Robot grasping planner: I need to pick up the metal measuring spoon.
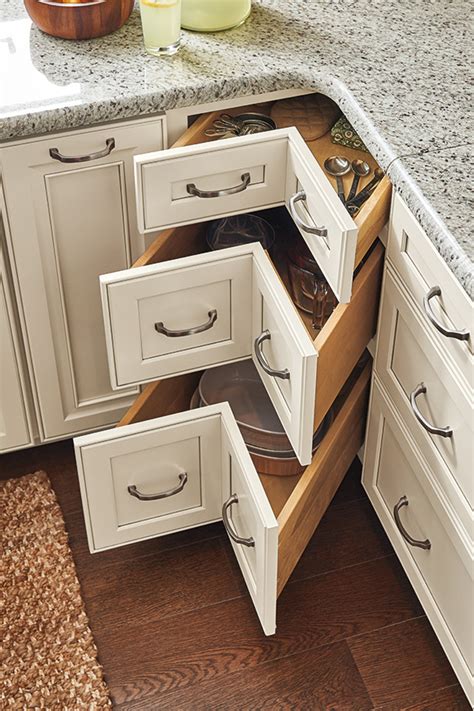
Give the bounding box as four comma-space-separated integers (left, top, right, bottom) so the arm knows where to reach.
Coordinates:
347, 159, 371, 203
346, 168, 384, 214
324, 156, 351, 203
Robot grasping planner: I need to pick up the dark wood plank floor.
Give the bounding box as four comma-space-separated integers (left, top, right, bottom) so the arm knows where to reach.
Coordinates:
1, 440, 470, 710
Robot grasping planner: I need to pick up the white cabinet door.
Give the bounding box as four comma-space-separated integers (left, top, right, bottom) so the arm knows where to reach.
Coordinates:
74, 403, 278, 635
0, 239, 33, 452
134, 128, 357, 303
100, 243, 317, 465
0, 117, 165, 440
363, 382, 474, 703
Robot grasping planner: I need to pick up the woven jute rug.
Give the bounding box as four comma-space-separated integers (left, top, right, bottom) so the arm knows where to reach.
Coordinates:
1, 471, 111, 709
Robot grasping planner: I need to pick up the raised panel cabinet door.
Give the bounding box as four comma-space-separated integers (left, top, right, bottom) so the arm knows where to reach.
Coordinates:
0, 238, 33, 452
74, 403, 278, 635
0, 117, 165, 440
363, 382, 474, 704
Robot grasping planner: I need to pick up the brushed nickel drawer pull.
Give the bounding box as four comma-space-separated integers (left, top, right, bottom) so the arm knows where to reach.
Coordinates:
128, 472, 188, 501
410, 383, 453, 438
155, 309, 217, 338
49, 138, 116, 164
423, 286, 469, 341
222, 494, 255, 547
393, 495, 431, 550
288, 190, 328, 237
186, 172, 251, 198
254, 330, 290, 380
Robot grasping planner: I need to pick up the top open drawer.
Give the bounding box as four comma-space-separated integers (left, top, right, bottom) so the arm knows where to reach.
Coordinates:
134, 115, 390, 303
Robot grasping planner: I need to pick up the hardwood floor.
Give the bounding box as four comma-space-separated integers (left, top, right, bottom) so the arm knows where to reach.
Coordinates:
1, 441, 470, 710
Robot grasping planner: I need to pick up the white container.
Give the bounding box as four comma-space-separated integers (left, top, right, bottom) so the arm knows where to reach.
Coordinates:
181, 0, 251, 32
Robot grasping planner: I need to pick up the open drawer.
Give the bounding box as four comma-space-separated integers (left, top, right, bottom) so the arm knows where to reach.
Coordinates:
134, 110, 391, 303
100, 223, 383, 465
74, 360, 371, 636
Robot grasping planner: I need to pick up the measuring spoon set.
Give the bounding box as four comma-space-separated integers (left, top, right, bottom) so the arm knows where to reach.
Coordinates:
323, 156, 383, 215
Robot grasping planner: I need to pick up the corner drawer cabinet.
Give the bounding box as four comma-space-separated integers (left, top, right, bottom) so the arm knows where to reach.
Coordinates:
0, 116, 165, 441
74, 107, 390, 635
363, 193, 473, 705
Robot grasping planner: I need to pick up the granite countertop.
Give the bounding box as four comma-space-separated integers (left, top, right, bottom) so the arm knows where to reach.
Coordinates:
0, 0, 472, 297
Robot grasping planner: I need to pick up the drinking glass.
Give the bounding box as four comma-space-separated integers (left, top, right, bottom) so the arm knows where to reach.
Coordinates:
139, 0, 182, 56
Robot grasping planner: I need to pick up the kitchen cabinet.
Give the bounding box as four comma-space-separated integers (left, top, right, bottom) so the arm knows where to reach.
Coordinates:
0, 116, 165, 440
74, 107, 390, 635
0, 225, 33, 452
363, 193, 473, 705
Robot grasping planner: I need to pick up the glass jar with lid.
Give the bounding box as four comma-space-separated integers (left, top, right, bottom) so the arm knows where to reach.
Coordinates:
181, 0, 251, 32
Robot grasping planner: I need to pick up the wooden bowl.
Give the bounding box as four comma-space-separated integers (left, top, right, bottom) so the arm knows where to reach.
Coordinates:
24, 0, 135, 40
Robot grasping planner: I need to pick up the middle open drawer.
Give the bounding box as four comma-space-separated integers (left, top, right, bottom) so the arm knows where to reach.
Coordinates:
99, 219, 383, 466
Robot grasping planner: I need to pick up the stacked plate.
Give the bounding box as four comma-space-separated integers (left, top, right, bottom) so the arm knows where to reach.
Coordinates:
190, 360, 333, 476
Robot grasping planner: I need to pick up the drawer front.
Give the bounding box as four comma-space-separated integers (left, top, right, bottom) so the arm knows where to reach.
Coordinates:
376, 268, 473, 509
101, 247, 253, 387
388, 193, 473, 380
101, 243, 317, 465
74, 403, 278, 635
363, 382, 474, 688
135, 128, 358, 303
74, 410, 223, 551
135, 130, 289, 233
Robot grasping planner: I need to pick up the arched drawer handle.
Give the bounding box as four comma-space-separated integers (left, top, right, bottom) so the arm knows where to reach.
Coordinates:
393, 496, 431, 550
423, 286, 469, 341
254, 330, 290, 380
409, 383, 453, 438
186, 172, 251, 198
222, 494, 255, 547
49, 137, 115, 164
288, 190, 328, 237
128, 472, 188, 501
155, 309, 217, 338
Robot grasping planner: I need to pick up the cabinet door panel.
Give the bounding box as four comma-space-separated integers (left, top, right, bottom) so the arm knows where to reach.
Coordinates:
0, 244, 32, 451
0, 117, 164, 439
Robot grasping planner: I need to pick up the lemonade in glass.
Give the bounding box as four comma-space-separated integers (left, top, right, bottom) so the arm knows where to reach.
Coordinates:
139, 0, 182, 56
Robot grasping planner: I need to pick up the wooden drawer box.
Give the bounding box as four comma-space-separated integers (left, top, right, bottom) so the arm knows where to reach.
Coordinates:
363, 379, 474, 704
76, 358, 371, 636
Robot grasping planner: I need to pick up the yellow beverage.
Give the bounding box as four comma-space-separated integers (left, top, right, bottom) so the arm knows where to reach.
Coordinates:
181, 0, 251, 32
140, 0, 182, 55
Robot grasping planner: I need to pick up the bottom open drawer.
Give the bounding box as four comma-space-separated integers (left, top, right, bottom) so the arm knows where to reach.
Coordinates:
74, 360, 370, 635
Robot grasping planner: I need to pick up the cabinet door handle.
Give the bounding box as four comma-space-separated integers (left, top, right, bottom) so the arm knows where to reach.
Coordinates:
393, 495, 431, 550
410, 383, 453, 438
288, 190, 328, 237
49, 137, 116, 164
155, 309, 217, 338
254, 330, 290, 380
186, 172, 251, 198
222, 494, 255, 547
128, 472, 188, 501
423, 286, 469, 341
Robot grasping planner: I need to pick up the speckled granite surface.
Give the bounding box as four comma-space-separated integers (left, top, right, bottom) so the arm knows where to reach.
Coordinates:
388, 146, 473, 298
0, 0, 472, 297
